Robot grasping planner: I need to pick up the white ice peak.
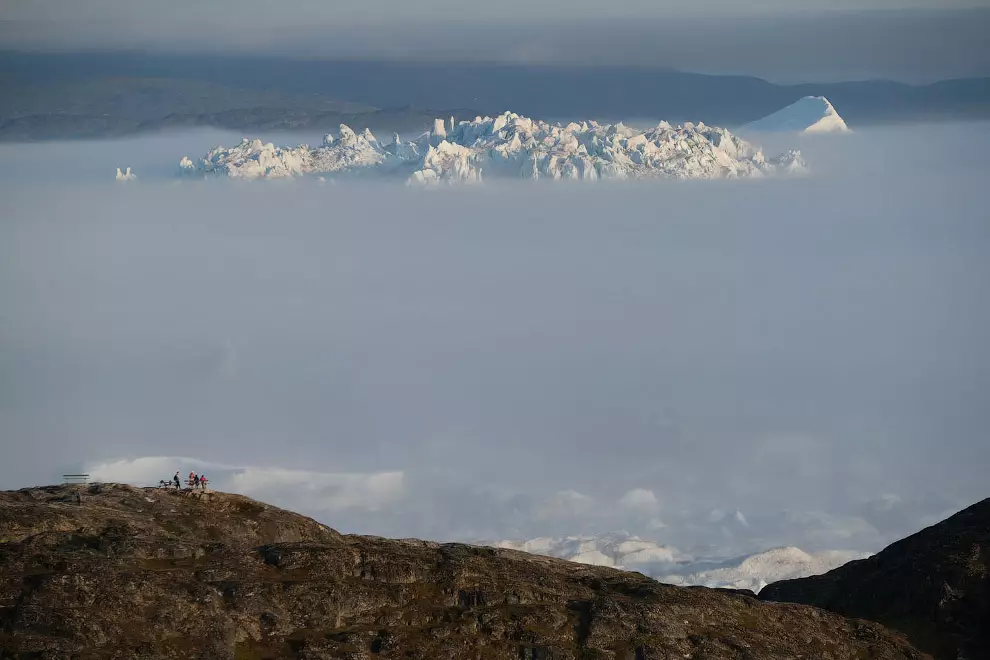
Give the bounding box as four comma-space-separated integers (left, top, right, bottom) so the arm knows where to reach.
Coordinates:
115, 166, 136, 181
744, 96, 851, 134
181, 111, 806, 184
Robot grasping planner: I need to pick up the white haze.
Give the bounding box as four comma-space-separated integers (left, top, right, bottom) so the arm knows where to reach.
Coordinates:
1, 123, 988, 559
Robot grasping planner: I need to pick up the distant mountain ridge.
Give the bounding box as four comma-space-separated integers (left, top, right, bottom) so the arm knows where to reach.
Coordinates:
1, 51, 988, 141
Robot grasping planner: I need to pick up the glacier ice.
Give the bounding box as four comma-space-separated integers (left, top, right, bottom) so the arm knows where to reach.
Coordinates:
744, 96, 851, 134
179, 111, 806, 185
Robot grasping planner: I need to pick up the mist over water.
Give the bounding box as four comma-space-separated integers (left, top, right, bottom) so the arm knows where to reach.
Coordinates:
1, 123, 988, 556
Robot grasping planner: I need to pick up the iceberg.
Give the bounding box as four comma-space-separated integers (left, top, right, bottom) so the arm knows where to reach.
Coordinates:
744, 96, 850, 134
488, 533, 867, 594
180, 111, 805, 185
659, 546, 870, 594
115, 166, 137, 181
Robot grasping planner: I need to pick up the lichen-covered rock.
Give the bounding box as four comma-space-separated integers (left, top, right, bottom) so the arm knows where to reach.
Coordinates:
0, 484, 926, 660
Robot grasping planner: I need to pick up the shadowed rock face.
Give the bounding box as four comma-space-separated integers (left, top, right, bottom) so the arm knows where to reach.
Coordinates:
761, 498, 990, 660
0, 484, 927, 660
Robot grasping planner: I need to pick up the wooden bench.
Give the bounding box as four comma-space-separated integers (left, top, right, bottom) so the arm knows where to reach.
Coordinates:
62, 474, 90, 485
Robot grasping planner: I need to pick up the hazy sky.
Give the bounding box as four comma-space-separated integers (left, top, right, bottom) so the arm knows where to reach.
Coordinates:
2, 6, 987, 82
2, 0, 984, 21
1, 124, 988, 557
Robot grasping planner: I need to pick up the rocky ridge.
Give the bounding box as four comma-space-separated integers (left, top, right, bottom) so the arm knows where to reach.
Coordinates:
760, 498, 990, 660
0, 483, 926, 660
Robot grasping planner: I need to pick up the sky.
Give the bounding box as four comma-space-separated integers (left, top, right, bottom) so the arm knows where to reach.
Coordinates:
1, 0, 984, 21
1, 5, 988, 82
1, 123, 988, 558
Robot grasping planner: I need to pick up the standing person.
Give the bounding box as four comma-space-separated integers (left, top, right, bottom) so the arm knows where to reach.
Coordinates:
188, 472, 195, 488
200, 475, 208, 490
194, 474, 201, 488
173, 472, 180, 489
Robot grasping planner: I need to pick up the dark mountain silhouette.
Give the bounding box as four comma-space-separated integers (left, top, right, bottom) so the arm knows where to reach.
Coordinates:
761, 498, 990, 660
1, 51, 988, 140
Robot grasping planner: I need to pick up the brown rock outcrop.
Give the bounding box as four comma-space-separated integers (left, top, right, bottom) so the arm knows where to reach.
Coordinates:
1, 484, 928, 660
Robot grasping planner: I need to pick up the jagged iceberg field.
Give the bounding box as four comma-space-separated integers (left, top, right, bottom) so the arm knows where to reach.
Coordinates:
488, 534, 869, 594
179, 112, 805, 184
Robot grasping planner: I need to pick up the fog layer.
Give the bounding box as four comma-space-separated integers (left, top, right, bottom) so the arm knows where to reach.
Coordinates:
1, 124, 988, 556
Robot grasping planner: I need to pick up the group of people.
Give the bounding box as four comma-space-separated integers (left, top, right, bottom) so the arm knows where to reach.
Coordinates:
158, 471, 209, 490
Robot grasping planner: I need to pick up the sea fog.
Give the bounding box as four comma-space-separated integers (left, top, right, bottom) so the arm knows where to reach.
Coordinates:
1, 123, 988, 557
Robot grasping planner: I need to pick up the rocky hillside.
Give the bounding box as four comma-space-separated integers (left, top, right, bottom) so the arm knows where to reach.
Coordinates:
0, 484, 927, 660
761, 498, 990, 660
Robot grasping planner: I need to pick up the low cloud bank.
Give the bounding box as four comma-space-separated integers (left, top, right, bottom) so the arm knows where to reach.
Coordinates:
86, 456, 404, 515
80, 452, 975, 563
1, 123, 988, 559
